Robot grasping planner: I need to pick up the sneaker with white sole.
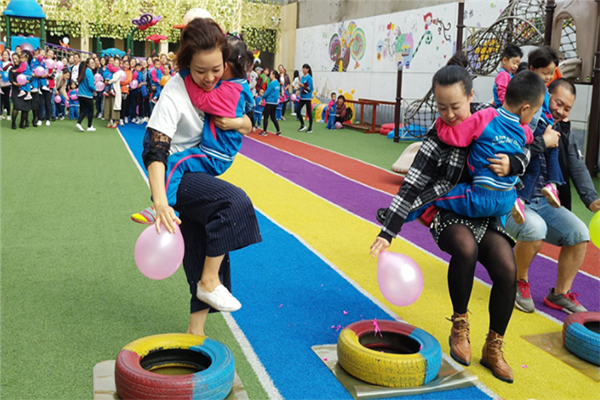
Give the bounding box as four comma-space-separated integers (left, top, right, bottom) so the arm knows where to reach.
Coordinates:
511, 198, 526, 224
45, 120, 50, 126
307, 129, 313, 133
87, 126, 96, 132
298, 126, 307, 132
18, 90, 26, 97
37, 120, 42, 126
7, 115, 11, 121
544, 288, 587, 314
515, 279, 535, 313
76, 123, 85, 132
24, 93, 32, 100
196, 283, 242, 312
541, 183, 561, 208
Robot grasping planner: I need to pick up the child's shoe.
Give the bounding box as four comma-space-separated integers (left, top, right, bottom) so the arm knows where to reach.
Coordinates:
131, 207, 156, 224
31, 88, 39, 93
24, 93, 32, 100
42, 86, 50, 91
110, 90, 115, 97
18, 90, 26, 98
103, 92, 109, 97
511, 198, 526, 224
541, 183, 561, 208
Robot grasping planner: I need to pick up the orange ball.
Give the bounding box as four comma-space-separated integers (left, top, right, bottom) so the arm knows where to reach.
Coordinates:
160, 75, 170, 87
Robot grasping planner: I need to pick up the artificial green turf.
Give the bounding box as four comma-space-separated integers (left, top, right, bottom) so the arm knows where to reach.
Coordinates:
274, 117, 600, 226
270, 117, 414, 170
0, 119, 267, 400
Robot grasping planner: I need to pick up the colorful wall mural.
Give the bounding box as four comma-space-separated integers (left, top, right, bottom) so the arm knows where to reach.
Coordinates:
294, 1, 508, 103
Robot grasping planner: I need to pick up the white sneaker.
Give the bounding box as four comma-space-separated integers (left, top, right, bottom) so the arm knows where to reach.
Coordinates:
45, 120, 50, 126
119, 120, 124, 126
196, 283, 242, 312
87, 126, 96, 132
59, 116, 64, 120
0, 115, 4, 120
298, 126, 307, 132
76, 123, 85, 132
7, 115, 11, 121
42, 86, 50, 91
24, 93, 32, 100
124, 117, 129, 124
37, 120, 42, 126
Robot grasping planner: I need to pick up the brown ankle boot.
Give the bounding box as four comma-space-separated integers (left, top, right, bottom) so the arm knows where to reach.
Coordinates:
480, 330, 513, 383
448, 311, 471, 366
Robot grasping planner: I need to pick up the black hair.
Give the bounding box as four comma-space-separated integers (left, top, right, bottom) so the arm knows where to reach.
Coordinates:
445, 52, 468, 68
226, 35, 248, 79
504, 70, 546, 108
271, 69, 280, 81
516, 61, 529, 74
501, 44, 523, 60
338, 95, 345, 102
528, 46, 559, 70
432, 65, 473, 96
77, 58, 94, 85
331, 92, 336, 97
293, 70, 299, 79
302, 63, 312, 77
548, 77, 576, 96
245, 50, 254, 71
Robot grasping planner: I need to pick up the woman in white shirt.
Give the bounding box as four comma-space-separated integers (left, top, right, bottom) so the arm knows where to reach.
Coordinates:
143, 18, 260, 336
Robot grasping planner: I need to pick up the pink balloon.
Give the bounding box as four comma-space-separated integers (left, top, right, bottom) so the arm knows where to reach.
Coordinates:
17, 74, 27, 85
45, 59, 55, 69
54, 95, 62, 103
34, 66, 45, 77
377, 252, 423, 306
120, 74, 126, 82
64, 100, 69, 107
130, 79, 139, 89
134, 223, 185, 280
94, 73, 103, 82
290, 94, 297, 102
56, 61, 64, 70
95, 81, 106, 91
335, 121, 343, 129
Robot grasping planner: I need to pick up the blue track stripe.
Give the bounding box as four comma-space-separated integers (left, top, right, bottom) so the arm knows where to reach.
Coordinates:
120, 124, 490, 400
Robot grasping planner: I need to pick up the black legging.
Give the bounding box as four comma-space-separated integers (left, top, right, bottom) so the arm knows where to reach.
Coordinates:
1, 86, 10, 115
297, 99, 312, 129
438, 224, 516, 335
120, 94, 130, 121
77, 97, 94, 128
263, 103, 280, 133
282, 99, 289, 117
40, 90, 52, 122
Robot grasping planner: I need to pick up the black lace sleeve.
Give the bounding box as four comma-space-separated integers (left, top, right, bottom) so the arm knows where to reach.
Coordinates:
142, 127, 171, 169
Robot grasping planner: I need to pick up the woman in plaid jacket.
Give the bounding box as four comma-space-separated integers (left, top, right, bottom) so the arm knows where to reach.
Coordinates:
370, 65, 531, 384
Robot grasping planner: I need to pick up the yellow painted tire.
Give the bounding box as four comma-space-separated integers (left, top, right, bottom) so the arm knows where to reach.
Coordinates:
337, 320, 441, 387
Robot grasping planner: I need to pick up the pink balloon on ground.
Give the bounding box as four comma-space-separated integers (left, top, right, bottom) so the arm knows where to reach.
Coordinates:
17, 74, 27, 85
95, 81, 105, 91
34, 66, 45, 77
377, 251, 423, 306
94, 73, 103, 82
134, 223, 185, 280
335, 122, 343, 129
54, 95, 61, 103
56, 61, 64, 70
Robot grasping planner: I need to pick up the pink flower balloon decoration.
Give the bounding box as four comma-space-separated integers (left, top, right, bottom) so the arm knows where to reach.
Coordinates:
134, 223, 185, 280
377, 251, 423, 306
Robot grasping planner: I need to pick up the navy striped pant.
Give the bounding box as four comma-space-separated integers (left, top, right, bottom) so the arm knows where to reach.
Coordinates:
175, 172, 262, 313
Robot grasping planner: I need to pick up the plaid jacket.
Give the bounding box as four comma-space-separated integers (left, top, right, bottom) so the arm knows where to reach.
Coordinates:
379, 102, 530, 241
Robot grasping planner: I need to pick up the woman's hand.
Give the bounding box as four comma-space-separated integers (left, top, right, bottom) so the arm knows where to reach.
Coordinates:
589, 198, 600, 213
487, 154, 510, 177
213, 116, 242, 131
153, 202, 182, 234
370, 237, 390, 258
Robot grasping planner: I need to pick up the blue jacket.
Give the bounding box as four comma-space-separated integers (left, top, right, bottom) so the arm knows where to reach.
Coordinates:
300, 74, 313, 100
263, 80, 280, 104
77, 69, 96, 98
254, 96, 264, 113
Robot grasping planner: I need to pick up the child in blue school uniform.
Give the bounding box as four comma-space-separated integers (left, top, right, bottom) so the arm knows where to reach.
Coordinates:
68, 81, 79, 120
253, 88, 265, 129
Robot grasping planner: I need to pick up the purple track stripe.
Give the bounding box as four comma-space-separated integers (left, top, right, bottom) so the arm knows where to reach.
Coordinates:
240, 137, 599, 321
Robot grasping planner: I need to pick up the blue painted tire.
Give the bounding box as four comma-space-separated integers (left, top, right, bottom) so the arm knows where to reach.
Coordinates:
115, 334, 235, 400
563, 312, 600, 366
337, 320, 442, 387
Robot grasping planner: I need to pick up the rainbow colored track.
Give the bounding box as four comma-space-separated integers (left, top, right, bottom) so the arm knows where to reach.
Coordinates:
121, 128, 600, 400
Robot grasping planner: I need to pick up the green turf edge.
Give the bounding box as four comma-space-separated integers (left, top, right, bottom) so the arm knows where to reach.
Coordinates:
0, 118, 266, 400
